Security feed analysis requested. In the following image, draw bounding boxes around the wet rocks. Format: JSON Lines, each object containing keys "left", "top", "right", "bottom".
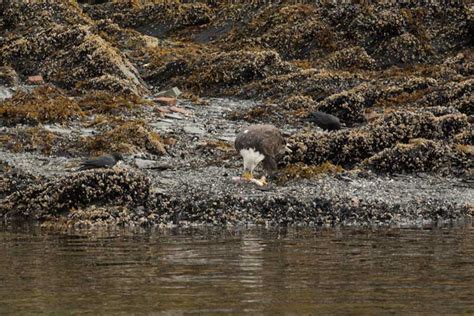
{"left": 0, "top": 162, "right": 42, "bottom": 199}
{"left": 0, "top": 4, "right": 147, "bottom": 95}
{"left": 1, "top": 159, "right": 472, "bottom": 228}
{"left": 0, "top": 66, "right": 19, "bottom": 86}
{"left": 363, "top": 139, "right": 464, "bottom": 174}
{"left": 144, "top": 167, "right": 472, "bottom": 227}
{"left": 1, "top": 3, "right": 473, "bottom": 228}
{"left": 322, "top": 46, "right": 375, "bottom": 70}
{"left": 63, "top": 205, "right": 152, "bottom": 229}
{"left": 185, "top": 50, "right": 294, "bottom": 95}
{"left": 0, "top": 169, "right": 153, "bottom": 220}
{"left": 289, "top": 111, "right": 470, "bottom": 168}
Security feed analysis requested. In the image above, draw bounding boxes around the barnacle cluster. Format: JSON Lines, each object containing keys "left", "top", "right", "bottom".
{"left": 0, "top": 161, "right": 43, "bottom": 199}
{"left": 0, "top": 2, "right": 146, "bottom": 95}
{"left": 363, "top": 139, "right": 470, "bottom": 174}
{"left": 155, "top": 49, "right": 295, "bottom": 95}
{"left": 321, "top": 47, "right": 375, "bottom": 70}
{"left": 0, "top": 169, "right": 152, "bottom": 220}
{"left": 289, "top": 111, "right": 470, "bottom": 168}
{"left": 0, "top": 66, "right": 19, "bottom": 86}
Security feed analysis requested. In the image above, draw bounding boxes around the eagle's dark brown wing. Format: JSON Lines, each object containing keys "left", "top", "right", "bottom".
{"left": 262, "top": 156, "right": 277, "bottom": 174}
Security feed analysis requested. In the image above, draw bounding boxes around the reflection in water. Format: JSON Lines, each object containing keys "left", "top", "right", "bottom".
{"left": 1, "top": 224, "right": 474, "bottom": 314}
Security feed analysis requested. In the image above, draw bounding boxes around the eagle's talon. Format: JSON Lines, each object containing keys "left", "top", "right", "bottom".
{"left": 242, "top": 171, "right": 253, "bottom": 181}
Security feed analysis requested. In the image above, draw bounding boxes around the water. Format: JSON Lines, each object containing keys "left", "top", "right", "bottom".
{"left": 1, "top": 224, "right": 473, "bottom": 315}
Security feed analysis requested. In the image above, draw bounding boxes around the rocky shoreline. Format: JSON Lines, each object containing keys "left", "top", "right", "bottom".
{"left": 1, "top": 97, "right": 472, "bottom": 228}
{"left": 1, "top": 2, "right": 473, "bottom": 228}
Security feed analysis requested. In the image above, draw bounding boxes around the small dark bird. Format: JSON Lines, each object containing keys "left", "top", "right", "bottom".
{"left": 234, "top": 124, "right": 290, "bottom": 184}
{"left": 78, "top": 152, "right": 124, "bottom": 171}
{"left": 307, "top": 111, "right": 341, "bottom": 131}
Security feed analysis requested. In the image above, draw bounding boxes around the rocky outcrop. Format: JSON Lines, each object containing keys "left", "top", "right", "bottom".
{"left": 0, "top": 2, "right": 147, "bottom": 95}
{"left": 0, "top": 169, "right": 152, "bottom": 220}
{"left": 288, "top": 111, "right": 470, "bottom": 168}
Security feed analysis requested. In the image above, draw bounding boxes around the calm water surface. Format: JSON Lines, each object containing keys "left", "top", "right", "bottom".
{"left": 1, "top": 223, "right": 473, "bottom": 315}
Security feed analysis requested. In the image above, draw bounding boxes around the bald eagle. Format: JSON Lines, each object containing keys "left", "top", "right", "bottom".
{"left": 234, "top": 124, "right": 289, "bottom": 184}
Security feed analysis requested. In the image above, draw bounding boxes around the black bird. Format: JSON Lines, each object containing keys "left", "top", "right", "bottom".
{"left": 307, "top": 111, "right": 341, "bottom": 131}
{"left": 78, "top": 152, "right": 124, "bottom": 171}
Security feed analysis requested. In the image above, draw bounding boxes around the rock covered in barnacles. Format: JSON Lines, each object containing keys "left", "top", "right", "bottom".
{"left": 417, "top": 79, "right": 473, "bottom": 115}
{"left": 312, "top": 77, "right": 439, "bottom": 126}
{"left": 454, "top": 130, "right": 474, "bottom": 146}
{"left": 240, "top": 69, "right": 364, "bottom": 100}
{"left": 348, "top": 9, "right": 406, "bottom": 49}
{"left": 144, "top": 59, "right": 190, "bottom": 88}
{"left": 288, "top": 111, "right": 470, "bottom": 168}
{"left": 280, "top": 95, "right": 317, "bottom": 111}
{"left": 363, "top": 139, "right": 460, "bottom": 174}
{"left": 0, "top": 2, "right": 90, "bottom": 33}
{"left": 217, "top": 5, "right": 336, "bottom": 59}
{"left": 374, "top": 32, "right": 433, "bottom": 66}
{"left": 0, "top": 66, "right": 19, "bottom": 86}
{"left": 185, "top": 50, "right": 294, "bottom": 95}
{"left": 234, "top": 75, "right": 442, "bottom": 127}
{"left": 423, "top": 106, "right": 461, "bottom": 117}
{"left": 0, "top": 163, "right": 43, "bottom": 199}
{"left": 371, "top": 111, "right": 469, "bottom": 143}
{"left": 322, "top": 46, "right": 375, "bottom": 70}
{"left": 437, "top": 113, "right": 471, "bottom": 137}
{"left": 0, "top": 169, "right": 153, "bottom": 220}
{"left": 84, "top": 2, "right": 212, "bottom": 36}
{"left": 0, "top": 4, "right": 147, "bottom": 96}
{"left": 56, "top": 205, "right": 159, "bottom": 229}
{"left": 441, "top": 52, "right": 474, "bottom": 77}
